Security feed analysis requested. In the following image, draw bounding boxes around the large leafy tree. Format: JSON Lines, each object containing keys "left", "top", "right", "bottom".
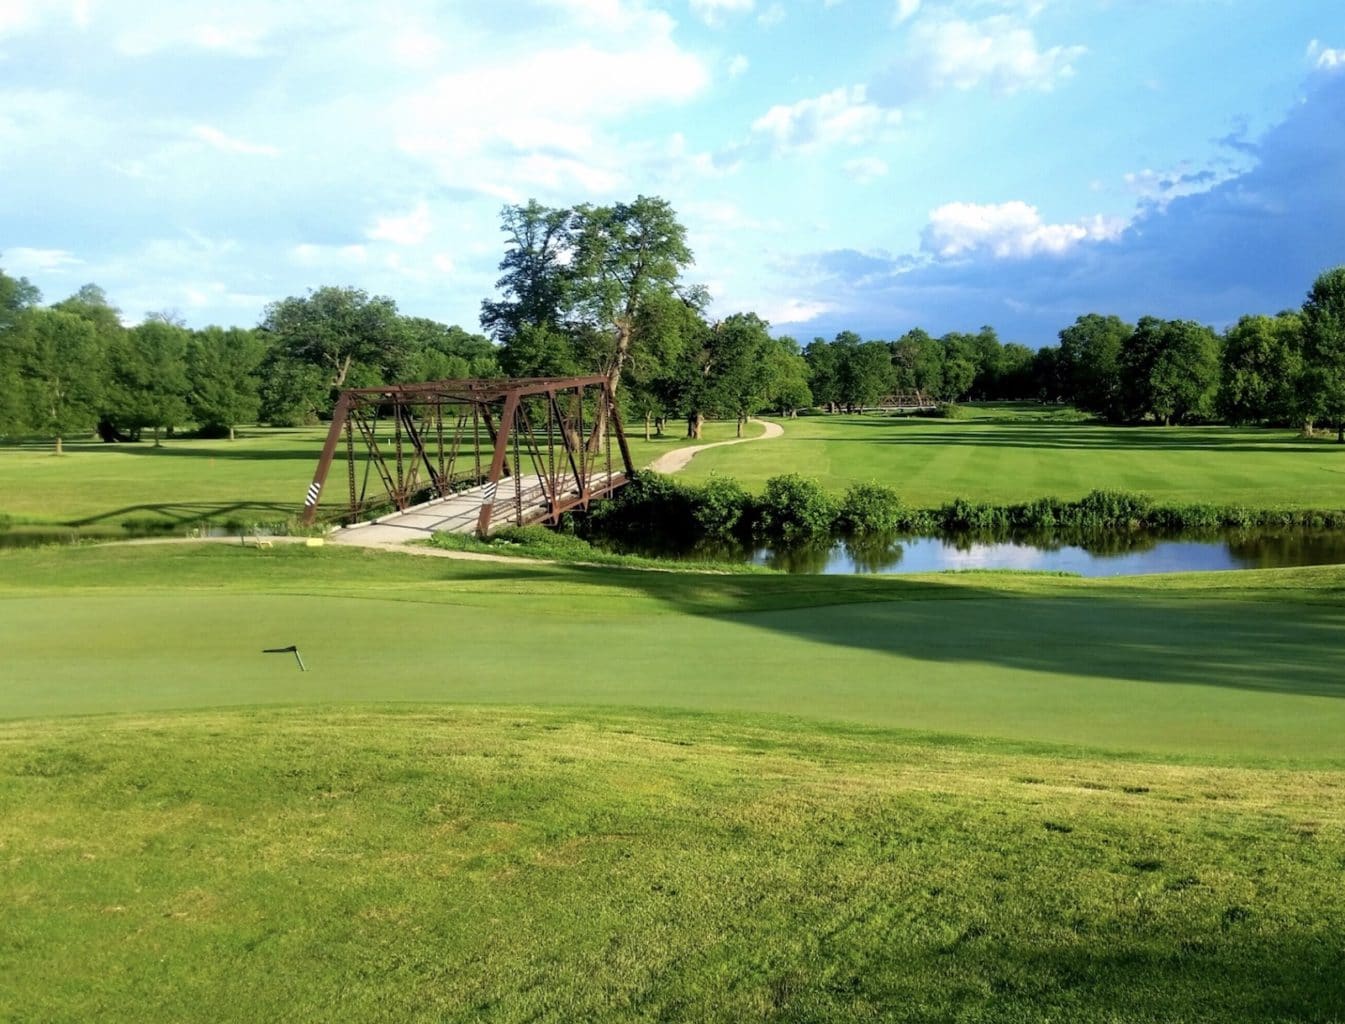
{"left": 1119, "top": 317, "right": 1221, "bottom": 424}
{"left": 260, "top": 286, "right": 410, "bottom": 401}
{"left": 890, "top": 328, "right": 943, "bottom": 398}
{"left": 187, "top": 327, "right": 265, "bottom": 439}
{"left": 50, "top": 284, "right": 131, "bottom": 440}
{"left": 1301, "top": 266, "right": 1345, "bottom": 442}
{"left": 480, "top": 200, "right": 574, "bottom": 359}
{"left": 402, "top": 318, "right": 499, "bottom": 381}
{"left": 804, "top": 338, "right": 843, "bottom": 411}
{"left": 1057, "top": 313, "right": 1131, "bottom": 418}
{"left": 115, "top": 320, "right": 191, "bottom": 445}
{"left": 706, "top": 312, "right": 772, "bottom": 437}
{"left": 0, "top": 264, "right": 41, "bottom": 436}
{"left": 623, "top": 288, "right": 702, "bottom": 440}
{"left": 568, "top": 195, "right": 693, "bottom": 392}
{"left": 841, "top": 340, "right": 897, "bottom": 409}
{"left": 760, "top": 335, "right": 812, "bottom": 417}
{"left": 1217, "top": 312, "right": 1304, "bottom": 426}
{"left": 16, "top": 308, "right": 102, "bottom": 453}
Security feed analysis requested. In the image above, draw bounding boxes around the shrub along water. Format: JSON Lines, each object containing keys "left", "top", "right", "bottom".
{"left": 578, "top": 471, "right": 1345, "bottom": 548}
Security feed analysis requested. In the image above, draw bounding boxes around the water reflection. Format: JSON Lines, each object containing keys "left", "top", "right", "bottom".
{"left": 600, "top": 528, "right": 1345, "bottom": 578}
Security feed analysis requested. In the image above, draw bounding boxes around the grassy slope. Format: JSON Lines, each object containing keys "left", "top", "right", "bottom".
{"left": 680, "top": 409, "right": 1345, "bottom": 508}
{"left": 3, "top": 544, "right": 1344, "bottom": 762}
{"left": 0, "top": 422, "right": 756, "bottom": 527}
{"left": 3, "top": 706, "right": 1343, "bottom": 1023}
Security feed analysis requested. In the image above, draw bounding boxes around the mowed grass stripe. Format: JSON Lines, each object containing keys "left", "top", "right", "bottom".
{"left": 679, "top": 413, "right": 1345, "bottom": 507}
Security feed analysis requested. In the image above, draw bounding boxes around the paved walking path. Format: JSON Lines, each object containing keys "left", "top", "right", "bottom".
{"left": 646, "top": 418, "right": 784, "bottom": 475}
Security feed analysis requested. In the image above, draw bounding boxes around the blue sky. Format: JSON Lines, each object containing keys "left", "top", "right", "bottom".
{"left": 1, "top": 0, "right": 1342, "bottom": 346}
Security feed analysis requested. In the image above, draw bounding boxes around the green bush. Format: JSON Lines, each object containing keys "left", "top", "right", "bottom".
{"left": 693, "top": 475, "right": 752, "bottom": 538}
{"left": 839, "top": 482, "right": 905, "bottom": 534}
{"left": 754, "top": 474, "right": 837, "bottom": 541}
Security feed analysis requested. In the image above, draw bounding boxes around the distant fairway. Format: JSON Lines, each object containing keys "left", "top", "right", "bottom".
{"left": 0, "top": 422, "right": 757, "bottom": 528}
{"left": 679, "top": 408, "right": 1345, "bottom": 508}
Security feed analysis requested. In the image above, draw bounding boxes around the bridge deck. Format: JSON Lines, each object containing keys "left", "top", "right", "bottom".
{"left": 330, "top": 470, "right": 623, "bottom": 546}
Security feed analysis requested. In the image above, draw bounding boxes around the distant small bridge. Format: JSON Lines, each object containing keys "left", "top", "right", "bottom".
{"left": 876, "top": 391, "right": 939, "bottom": 412}
{"left": 301, "top": 375, "right": 633, "bottom": 538}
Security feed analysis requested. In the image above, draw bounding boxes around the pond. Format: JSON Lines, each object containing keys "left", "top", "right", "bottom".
{"left": 598, "top": 528, "right": 1345, "bottom": 577}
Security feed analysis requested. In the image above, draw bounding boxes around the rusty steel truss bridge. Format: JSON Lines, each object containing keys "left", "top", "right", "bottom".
{"left": 300, "top": 375, "right": 634, "bottom": 538}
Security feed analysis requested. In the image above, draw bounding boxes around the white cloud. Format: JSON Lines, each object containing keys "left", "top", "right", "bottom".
{"left": 367, "top": 201, "right": 432, "bottom": 246}
{"left": 691, "top": 0, "right": 753, "bottom": 25}
{"left": 728, "top": 53, "right": 749, "bottom": 77}
{"left": 756, "top": 297, "right": 836, "bottom": 326}
{"left": 907, "top": 16, "right": 1085, "bottom": 93}
{"left": 751, "top": 85, "right": 900, "bottom": 154}
{"left": 191, "top": 124, "right": 279, "bottom": 156}
{"left": 757, "top": 4, "right": 784, "bottom": 26}
{"left": 1308, "top": 39, "right": 1344, "bottom": 71}
{"left": 3, "top": 246, "right": 83, "bottom": 272}
{"left": 1123, "top": 165, "right": 1231, "bottom": 211}
{"left": 843, "top": 156, "right": 889, "bottom": 183}
{"left": 893, "top": 0, "right": 920, "bottom": 23}
{"left": 921, "top": 200, "right": 1124, "bottom": 259}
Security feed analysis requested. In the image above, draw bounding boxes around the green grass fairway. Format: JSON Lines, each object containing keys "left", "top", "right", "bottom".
{"left": 0, "top": 422, "right": 755, "bottom": 528}
{"left": 4, "top": 706, "right": 1342, "bottom": 1023}
{"left": 680, "top": 409, "right": 1345, "bottom": 508}
{"left": 4, "top": 544, "right": 1344, "bottom": 760}
{"left": 5, "top": 545, "right": 1345, "bottom": 1020}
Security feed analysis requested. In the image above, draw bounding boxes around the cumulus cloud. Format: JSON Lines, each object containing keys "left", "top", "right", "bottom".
{"left": 3, "top": 247, "right": 83, "bottom": 272}
{"left": 1308, "top": 39, "right": 1344, "bottom": 71}
{"left": 728, "top": 53, "right": 749, "bottom": 77}
{"left": 921, "top": 200, "right": 1123, "bottom": 259}
{"left": 751, "top": 85, "right": 900, "bottom": 154}
{"left": 893, "top": 0, "right": 920, "bottom": 23}
{"left": 889, "top": 14, "right": 1085, "bottom": 96}
{"left": 366, "top": 202, "right": 432, "bottom": 246}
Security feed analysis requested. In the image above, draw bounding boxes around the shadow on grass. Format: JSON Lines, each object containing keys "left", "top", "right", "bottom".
{"left": 66, "top": 501, "right": 298, "bottom": 528}
{"left": 552, "top": 562, "right": 1345, "bottom": 700}
{"left": 838, "top": 933, "right": 1345, "bottom": 1022}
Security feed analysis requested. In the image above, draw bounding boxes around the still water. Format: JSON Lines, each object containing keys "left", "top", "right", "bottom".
{"left": 610, "top": 529, "right": 1345, "bottom": 577}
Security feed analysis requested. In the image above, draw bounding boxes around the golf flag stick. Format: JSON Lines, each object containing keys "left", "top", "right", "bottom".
{"left": 263, "top": 645, "right": 308, "bottom": 671}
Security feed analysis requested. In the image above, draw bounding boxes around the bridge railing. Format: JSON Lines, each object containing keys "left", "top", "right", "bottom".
{"left": 300, "top": 376, "right": 634, "bottom": 537}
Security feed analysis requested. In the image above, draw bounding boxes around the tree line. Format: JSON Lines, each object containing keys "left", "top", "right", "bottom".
{"left": 799, "top": 268, "right": 1345, "bottom": 437}
{"left": 0, "top": 278, "right": 499, "bottom": 451}
{"left": 3, "top": 192, "right": 1344, "bottom": 449}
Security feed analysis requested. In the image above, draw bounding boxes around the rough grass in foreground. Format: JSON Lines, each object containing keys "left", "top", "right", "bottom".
{"left": 2, "top": 706, "right": 1342, "bottom": 1023}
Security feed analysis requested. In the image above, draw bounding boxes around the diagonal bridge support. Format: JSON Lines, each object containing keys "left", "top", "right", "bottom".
{"left": 300, "top": 376, "right": 634, "bottom": 538}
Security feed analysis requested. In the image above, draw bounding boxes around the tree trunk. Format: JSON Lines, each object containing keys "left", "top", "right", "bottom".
{"left": 54, "top": 435, "right": 63, "bottom": 456}
{"left": 153, "top": 424, "right": 162, "bottom": 447}
{"left": 655, "top": 416, "right": 664, "bottom": 437}
{"left": 687, "top": 412, "right": 704, "bottom": 439}
{"left": 229, "top": 425, "right": 236, "bottom": 441}
{"left": 736, "top": 413, "right": 745, "bottom": 438}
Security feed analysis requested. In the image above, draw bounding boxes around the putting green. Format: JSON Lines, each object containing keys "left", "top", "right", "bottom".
{"left": 4, "top": 544, "right": 1343, "bottom": 762}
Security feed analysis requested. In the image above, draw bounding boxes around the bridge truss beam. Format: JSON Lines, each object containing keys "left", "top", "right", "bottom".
{"left": 300, "top": 375, "right": 634, "bottom": 537}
